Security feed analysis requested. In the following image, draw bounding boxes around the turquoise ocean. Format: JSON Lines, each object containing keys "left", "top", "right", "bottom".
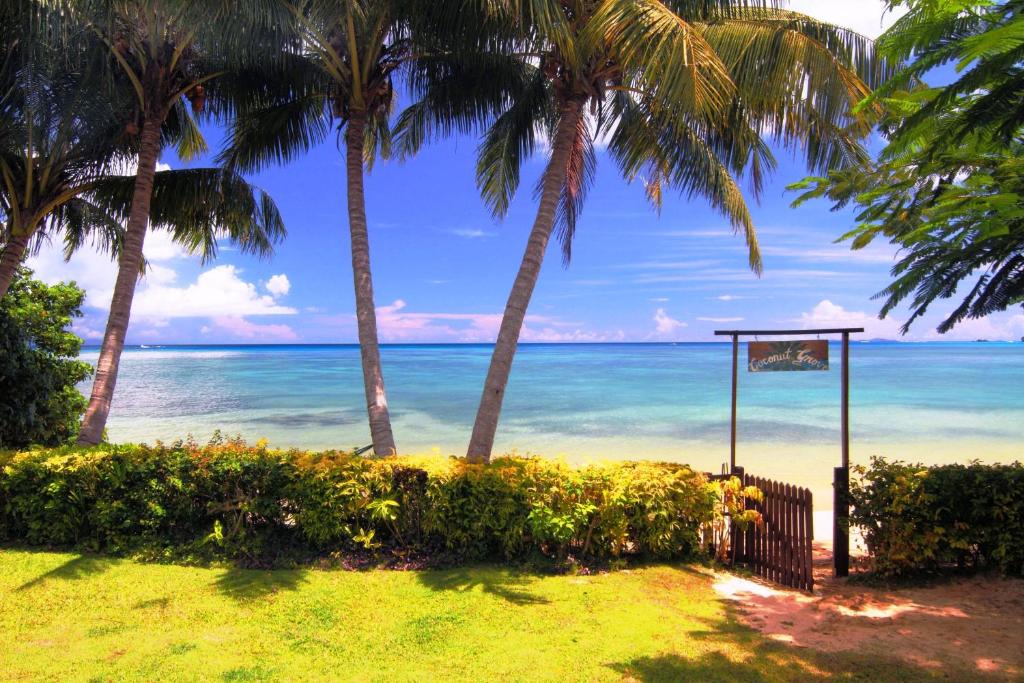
{"left": 81, "top": 342, "right": 1024, "bottom": 512}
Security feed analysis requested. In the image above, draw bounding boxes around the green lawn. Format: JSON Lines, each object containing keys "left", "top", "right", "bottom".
{"left": 0, "top": 549, "right": 965, "bottom": 682}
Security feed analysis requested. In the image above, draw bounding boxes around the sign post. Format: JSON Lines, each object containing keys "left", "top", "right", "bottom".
{"left": 836, "top": 331, "right": 852, "bottom": 577}
{"left": 730, "top": 334, "right": 738, "bottom": 472}
{"left": 714, "top": 327, "right": 862, "bottom": 578}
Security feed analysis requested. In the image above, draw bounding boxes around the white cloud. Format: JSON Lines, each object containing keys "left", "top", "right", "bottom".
{"left": 785, "top": 0, "right": 906, "bottom": 38}
{"left": 446, "top": 228, "right": 496, "bottom": 239}
{"left": 209, "top": 316, "right": 298, "bottom": 341}
{"left": 617, "top": 259, "right": 723, "bottom": 271}
{"left": 110, "top": 158, "right": 173, "bottom": 177}
{"left": 374, "top": 299, "right": 535, "bottom": 342}
{"left": 521, "top": 327, "right": 626, "bottom": 342}
{"left": 315, "top": 299, "right": 614, "bottom": 343}
{"left": 265, "top": 274, "right": 291, "bottom": 297}
{"left": 143, "top": 229, "right": 188, "bottom": 261}
{"left": 27, "top": 228, "right": 191, "bottom": 309}
{"left": 716, "top": 295, "right": 746, "bottom": 302}
{"left": 26, "top": 243, "right": 119, "bottom": 310}
{"left": 29, "top": 238, "right": 294, "bottom": 320}
{"left": 28, "top": 233, "right": 297, "bottom": 346}
{"left": 798, "top": 299, "right": 903, "bottom": 338}
{"left": 636, "top": 268, "right": 847, "bottom": 285}
{"left": 653, "top": 308, "right": 687, "bottom": 335}
{"left": 650, "top": 297, "right": 670, "bottom": 302}
{"left": 73, "top": 323, "right": 103, "bottom": 341}
{"left": 921, "top": 312, "right": 1024, "bottom": 342}
{"left": 130, "top": 265, "right": 296, "bottom": 319}
{"left": 796, "top": 300, "right": 1024, "bottom": 342}
{"left": 761, "top": 244, "right": 898, "bottom": 265}
{"left": 145, "top": 263, "right": 179, "bottom": 287}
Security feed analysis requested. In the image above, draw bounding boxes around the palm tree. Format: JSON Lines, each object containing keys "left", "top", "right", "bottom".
{"left": 0, "top": 1, "right": 130, "bottom": 298}
{"left": 220, "top": 0, "right": 471, "bottom": 456}
{"left": 61, "top": 0, "right": 291, "bottom": 445}
{"left": 221, "top": 0, "right": 518, "bottom": 456}
{"left": 450, "top": 1, "right": 887, "bottom": 461}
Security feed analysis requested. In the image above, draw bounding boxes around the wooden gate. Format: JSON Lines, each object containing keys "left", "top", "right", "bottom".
{"left": 731, "top": 470, "right": 815, "bottom": 591}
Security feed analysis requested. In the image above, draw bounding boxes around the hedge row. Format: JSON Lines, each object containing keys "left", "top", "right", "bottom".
{"left": 851, "top": 457, "right": 1024, "bottom": 577}
{"left": 0, "top": 439, "right": 718, "bottom": 565}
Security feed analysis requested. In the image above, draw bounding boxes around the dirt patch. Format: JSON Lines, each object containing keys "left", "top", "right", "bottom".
{"left": 714, "top": 543, "right": 1024, "bottom": 679}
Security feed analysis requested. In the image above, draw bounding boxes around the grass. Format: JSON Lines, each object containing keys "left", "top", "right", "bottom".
{"left": 0, "top": 549, "right": 974, "bottom": 682}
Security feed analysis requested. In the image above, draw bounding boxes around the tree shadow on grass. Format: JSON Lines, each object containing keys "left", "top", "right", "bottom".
{"left": 134, "top": 596, "right": 171, "bottom": 610}
{"left": 417, "top": 567, "right": 551, "bottom": 605}
{"left": 16, "top": 553, "right": 115, "bottom": 591}
{"left": 709, "top": 566, "right": 1024, "bottom": 679}
{"left": 213, "top": 566, "right": 307, "bottom": 602}
{"left": 612, "top": 652, "right": 782, "bottom": 683}
{"left": 611, "top": 645, "right": 984, "bottom": 682}
{"left": 611, "top": 593, "right": 999, "bottom": 682}
{"left": 606, "top": 651, "right": 937, "bottom": 683}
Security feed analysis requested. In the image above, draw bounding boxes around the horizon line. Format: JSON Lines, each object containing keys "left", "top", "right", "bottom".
{"left": 77, "top": 339, "right": 1020, "bottom": 348}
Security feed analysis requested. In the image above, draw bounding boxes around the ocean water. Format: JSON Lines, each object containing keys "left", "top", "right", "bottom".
{"left": 80, "top": 342, "right": 1024, "bottom": 509}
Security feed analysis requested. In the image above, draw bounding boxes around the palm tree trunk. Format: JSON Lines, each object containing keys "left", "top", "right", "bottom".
{"left": 345, "top": 110, "right": 397, "bottom": 456}
{"left": 77, "top": 114, "right": 163, "bottom": 445}
{"left": 0, "top": 226, "right": 31, "bottom": 299}
{"left": 467, "top": 100, "right": 583, "bottom": 462}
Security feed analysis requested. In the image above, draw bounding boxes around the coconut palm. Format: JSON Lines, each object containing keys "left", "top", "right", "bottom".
{"left": 220, "top": 0, "right": 523, "bottom": 456}
{"left": 55, "top": 0, "right": 292, "bottom": 445}
{"left": 220, "top": 0, "right": 500, "bottom": 455}
{"left": 0, "top": 72, "right": 132, "bottom": 299}
{"left": 0, "top": 0, "right": 129, "bottom": 298}
{"left": 442, "top": 1, "right": 888, "bottom": 461}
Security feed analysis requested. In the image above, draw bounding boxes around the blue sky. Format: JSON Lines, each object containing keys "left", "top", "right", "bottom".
{"left": 28, "top": 1, "right": 1024, "bottom": 344}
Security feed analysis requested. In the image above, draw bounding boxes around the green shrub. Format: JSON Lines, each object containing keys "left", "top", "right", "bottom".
{"left": 851, "top": 457, "right": 1024, "bottom": 577}
{"left": 0, "top": 269, "right": 92, "bottom": 448}
{"left": 0, "top": 440, "right": 719, "bottom": 566}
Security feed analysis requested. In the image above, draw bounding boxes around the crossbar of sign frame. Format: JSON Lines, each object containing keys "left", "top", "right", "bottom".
{"left": 748, "top": 340, "right": 829, "bottom": 372}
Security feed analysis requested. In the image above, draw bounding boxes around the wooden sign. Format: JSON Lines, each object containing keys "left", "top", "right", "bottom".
{"left": 748, "top": 340, "right": 829, "bottom": 372}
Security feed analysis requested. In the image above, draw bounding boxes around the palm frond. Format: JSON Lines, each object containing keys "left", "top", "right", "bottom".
{"left": 609, "top": 93, "right": 762, "bottom": 272}
{"left": 593, "top": 0, "right": 737, "bottom": 123}
{"left": 696, "top": 8, "right": 888, "bottom": 173}
{"left": 475, "top": 68, "right": 552, "bottom": 218}
{"left": 395, "top": 52, "right": 533, "bottom": 160}
{"left": 545, "top": 112, "right": 596, "bottom": 265}
{"left": 218, "top": 93, "right": 331, "bottom": 173}
{"left": 89, "top": 168, "right": 286, "bottom": 262}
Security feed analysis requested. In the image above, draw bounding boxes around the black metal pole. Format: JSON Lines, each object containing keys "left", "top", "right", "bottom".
{"left": 842, "top": 332, "right": 850, "bottom": 470}
{"left": 835, "top": 332, "right": 851, "bottom": 577}
{"left": 834, "top": 466, "right": 850, "bottom": 578}
{"left": 733, "top": 465, "right": 746, "bottom": 564}
{"left": 730, "top": 333, "right": 738, "bottom": 473}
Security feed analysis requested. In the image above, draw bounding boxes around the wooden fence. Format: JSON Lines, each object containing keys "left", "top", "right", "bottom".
{"left": 714, "top": 469, "right": 814, "bottom": 591}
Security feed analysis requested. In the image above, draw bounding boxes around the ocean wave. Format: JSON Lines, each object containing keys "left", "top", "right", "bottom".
{"left": 80, "top": 350, "right": 245, "bottom": 360}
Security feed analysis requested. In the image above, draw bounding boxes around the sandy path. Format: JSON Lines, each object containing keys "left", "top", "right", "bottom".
{"left": 714, "top": 543, "right": 1024, "bottom": 679}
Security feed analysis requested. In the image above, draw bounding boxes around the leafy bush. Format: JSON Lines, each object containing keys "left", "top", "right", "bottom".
{"left": 0, "top": 439, "right": 721, "bottom": 566}
{"left": 851, "top": 457, "right": 1024, "bottom": 577}
{"left": 0, "top": 269, "right": 92, "bottom": 448}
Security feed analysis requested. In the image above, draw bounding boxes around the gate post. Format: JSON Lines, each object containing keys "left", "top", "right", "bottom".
{"left": 732, "top": 465, "right": 745, "bottom": 564}
{"left": 834, "top": 466, "right": 850, "bottom": 577}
